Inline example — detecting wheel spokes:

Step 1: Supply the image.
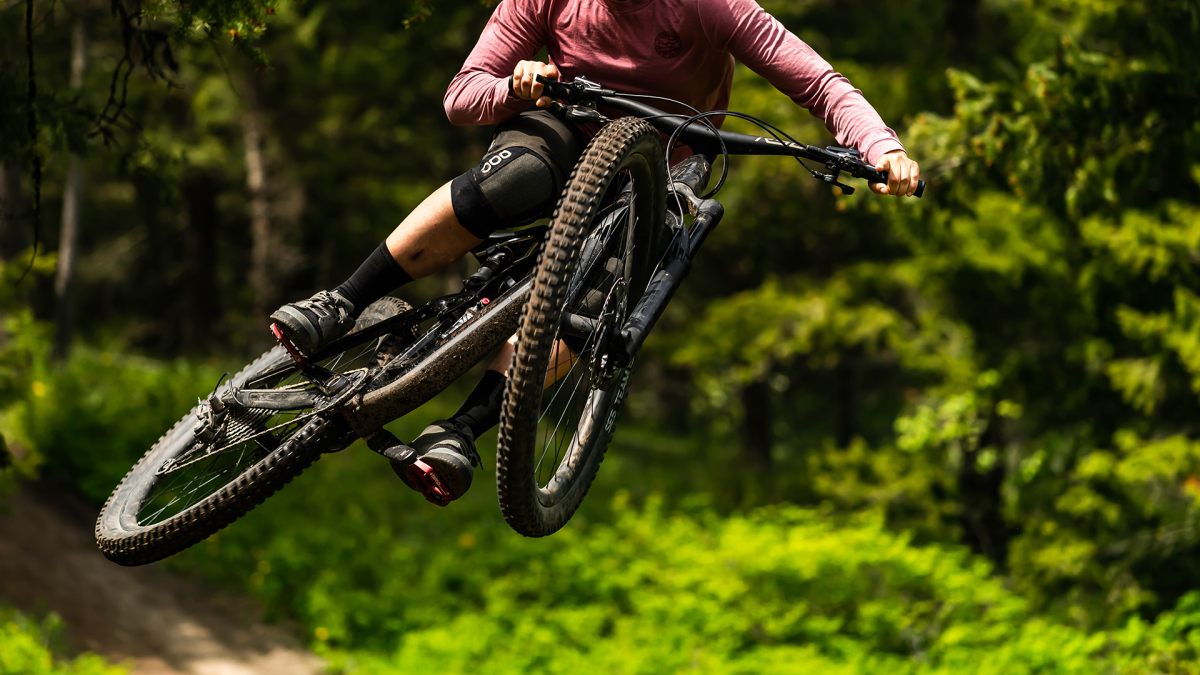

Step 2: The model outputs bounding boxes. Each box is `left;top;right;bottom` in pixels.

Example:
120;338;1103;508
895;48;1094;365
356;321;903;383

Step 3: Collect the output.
135;339;383;527
533;172;637;491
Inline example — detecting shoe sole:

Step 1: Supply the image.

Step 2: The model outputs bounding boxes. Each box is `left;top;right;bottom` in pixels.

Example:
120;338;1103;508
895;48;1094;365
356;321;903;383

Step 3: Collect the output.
270;307;320;355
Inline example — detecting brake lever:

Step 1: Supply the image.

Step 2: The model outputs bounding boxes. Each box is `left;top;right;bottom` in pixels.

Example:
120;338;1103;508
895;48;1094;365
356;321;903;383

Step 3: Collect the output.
817;172;855;195
823;145;927;198
563;105;610;124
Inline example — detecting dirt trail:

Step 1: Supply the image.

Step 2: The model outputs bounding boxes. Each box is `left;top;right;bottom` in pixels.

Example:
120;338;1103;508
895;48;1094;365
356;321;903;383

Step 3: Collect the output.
0;482;324;675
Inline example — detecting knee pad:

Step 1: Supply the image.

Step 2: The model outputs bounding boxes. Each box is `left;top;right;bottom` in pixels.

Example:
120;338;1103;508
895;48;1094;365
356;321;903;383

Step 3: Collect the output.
451;147;558;238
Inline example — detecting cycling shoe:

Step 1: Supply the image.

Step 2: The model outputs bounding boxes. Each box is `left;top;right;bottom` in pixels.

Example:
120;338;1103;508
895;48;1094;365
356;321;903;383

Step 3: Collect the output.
391;419;480;506
270;289;357;355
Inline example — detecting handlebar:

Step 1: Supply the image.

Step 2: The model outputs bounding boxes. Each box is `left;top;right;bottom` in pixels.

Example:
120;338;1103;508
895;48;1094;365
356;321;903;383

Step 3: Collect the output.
513;74;925;198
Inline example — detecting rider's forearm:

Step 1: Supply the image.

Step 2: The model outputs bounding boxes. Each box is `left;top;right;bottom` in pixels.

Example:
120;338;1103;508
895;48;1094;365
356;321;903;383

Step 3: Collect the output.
697;0;903;165
443;0;545;126
444;70;532;126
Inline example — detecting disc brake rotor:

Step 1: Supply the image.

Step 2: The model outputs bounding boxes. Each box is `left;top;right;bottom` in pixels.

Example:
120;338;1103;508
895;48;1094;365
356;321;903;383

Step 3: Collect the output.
589;278;628;391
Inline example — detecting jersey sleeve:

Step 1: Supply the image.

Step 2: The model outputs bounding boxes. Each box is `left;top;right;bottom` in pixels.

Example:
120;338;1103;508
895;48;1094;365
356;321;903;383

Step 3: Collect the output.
697;0;904;165
443;0;548;126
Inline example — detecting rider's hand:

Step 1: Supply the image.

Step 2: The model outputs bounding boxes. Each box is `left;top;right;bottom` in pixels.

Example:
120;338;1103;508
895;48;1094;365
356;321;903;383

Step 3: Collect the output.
872;150;921;197
512;61;560;108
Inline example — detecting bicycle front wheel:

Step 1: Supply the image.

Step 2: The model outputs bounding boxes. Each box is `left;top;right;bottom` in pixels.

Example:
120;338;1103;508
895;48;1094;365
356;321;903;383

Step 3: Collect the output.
497;117;667;537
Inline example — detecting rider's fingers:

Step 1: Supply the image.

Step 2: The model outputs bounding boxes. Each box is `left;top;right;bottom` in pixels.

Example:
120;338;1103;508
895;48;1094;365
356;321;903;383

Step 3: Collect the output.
513;61;529;98
536;96;552;108
875;155;893;196
523;66;536;98
545;63;560;80
522;61;541;99
888;161;902;198
907;162;921;197
896;163;911;198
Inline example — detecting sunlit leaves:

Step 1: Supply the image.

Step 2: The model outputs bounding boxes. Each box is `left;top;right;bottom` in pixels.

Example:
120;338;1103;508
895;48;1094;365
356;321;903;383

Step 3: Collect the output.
0;608;126;674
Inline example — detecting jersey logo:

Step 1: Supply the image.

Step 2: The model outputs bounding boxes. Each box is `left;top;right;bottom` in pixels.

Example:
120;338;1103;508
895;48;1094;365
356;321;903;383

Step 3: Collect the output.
654;30;683;58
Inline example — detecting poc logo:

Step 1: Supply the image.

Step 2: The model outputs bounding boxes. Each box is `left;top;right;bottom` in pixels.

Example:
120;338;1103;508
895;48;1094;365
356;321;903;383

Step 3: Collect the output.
480;149;513;175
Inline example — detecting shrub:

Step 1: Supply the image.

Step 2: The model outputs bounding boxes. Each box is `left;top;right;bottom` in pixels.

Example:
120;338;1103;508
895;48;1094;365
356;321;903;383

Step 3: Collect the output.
0;608;126;675
9;347;220;504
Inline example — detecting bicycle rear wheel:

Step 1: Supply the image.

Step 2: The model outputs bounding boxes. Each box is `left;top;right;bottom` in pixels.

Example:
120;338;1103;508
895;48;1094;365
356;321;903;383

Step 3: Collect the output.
96;298;416;565
497;117;667;537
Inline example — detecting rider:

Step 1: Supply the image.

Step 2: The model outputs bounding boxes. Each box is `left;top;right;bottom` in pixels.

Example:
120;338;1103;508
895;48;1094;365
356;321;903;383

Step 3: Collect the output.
270;0;922;503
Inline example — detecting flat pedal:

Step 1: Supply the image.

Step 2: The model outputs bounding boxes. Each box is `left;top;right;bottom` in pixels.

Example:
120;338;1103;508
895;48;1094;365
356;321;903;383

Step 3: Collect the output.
271;323;310;368
406;460;452;507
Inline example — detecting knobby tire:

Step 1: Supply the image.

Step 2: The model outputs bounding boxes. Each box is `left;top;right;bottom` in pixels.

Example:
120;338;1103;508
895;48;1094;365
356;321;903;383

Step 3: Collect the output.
497;117;667;537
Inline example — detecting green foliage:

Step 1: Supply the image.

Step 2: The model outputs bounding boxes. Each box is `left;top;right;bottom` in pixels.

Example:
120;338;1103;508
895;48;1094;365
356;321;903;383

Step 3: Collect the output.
7;345;219;503
0;254;56;500
659;0;1200;629
4;0;1200;667
166;437;1200;674
0;608;126;675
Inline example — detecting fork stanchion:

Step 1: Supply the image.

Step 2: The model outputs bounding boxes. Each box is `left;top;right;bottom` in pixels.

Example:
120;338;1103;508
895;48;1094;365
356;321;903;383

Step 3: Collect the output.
619;199;725;362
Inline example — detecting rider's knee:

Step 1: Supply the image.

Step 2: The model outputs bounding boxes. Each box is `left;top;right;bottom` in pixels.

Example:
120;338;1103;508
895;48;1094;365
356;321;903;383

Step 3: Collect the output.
450;147;558;238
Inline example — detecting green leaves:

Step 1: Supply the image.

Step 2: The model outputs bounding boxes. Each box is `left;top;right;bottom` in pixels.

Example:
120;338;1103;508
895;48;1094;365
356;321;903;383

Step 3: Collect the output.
0;608;125;675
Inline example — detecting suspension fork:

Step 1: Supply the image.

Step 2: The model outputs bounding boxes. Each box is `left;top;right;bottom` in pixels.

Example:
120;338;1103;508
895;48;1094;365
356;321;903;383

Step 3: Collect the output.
556;154;723;365
618;190;724;362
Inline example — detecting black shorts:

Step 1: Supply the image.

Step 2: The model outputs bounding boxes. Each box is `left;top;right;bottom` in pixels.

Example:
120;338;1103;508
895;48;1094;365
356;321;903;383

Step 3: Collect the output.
451;109;588;238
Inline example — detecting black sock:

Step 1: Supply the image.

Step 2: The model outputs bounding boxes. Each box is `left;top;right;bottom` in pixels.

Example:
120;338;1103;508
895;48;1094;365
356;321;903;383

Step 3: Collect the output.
334;242;414;317
451;370;507;438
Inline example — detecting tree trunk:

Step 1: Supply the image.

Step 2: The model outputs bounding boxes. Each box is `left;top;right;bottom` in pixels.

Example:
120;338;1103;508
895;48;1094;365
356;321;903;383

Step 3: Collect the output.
742;379;773;471
182;175;218;349
0;160;26;262
243;83;274;331
0;161;23;261
53;18;87;362
946;0;980;63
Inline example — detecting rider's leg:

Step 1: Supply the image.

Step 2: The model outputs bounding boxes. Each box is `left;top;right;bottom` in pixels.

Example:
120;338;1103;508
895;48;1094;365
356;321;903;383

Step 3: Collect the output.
440;334;577;443
334;110;586;504
271;183;481;353
272;110;582;355
384;182;484;278
333;182;480;313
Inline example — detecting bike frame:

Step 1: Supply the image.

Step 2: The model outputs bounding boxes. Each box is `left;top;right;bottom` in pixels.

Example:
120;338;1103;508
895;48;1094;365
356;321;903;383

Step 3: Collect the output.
217;88;882;455
343;153;719;445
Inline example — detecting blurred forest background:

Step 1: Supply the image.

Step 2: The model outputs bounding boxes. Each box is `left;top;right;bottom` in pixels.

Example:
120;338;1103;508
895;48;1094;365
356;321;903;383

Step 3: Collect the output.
2;0;1200;672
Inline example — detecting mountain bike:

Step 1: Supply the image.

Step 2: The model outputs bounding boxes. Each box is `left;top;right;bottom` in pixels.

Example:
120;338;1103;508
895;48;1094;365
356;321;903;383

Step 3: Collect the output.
95;75;925;566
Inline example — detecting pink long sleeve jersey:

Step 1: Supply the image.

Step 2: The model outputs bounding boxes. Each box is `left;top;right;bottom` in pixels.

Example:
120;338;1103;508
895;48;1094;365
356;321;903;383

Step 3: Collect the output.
444;0;904;165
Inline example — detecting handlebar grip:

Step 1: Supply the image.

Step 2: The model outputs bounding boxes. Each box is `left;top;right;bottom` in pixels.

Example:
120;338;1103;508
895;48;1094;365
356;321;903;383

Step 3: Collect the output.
867;169;926;199
533;74;572;100
507;75;573;101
